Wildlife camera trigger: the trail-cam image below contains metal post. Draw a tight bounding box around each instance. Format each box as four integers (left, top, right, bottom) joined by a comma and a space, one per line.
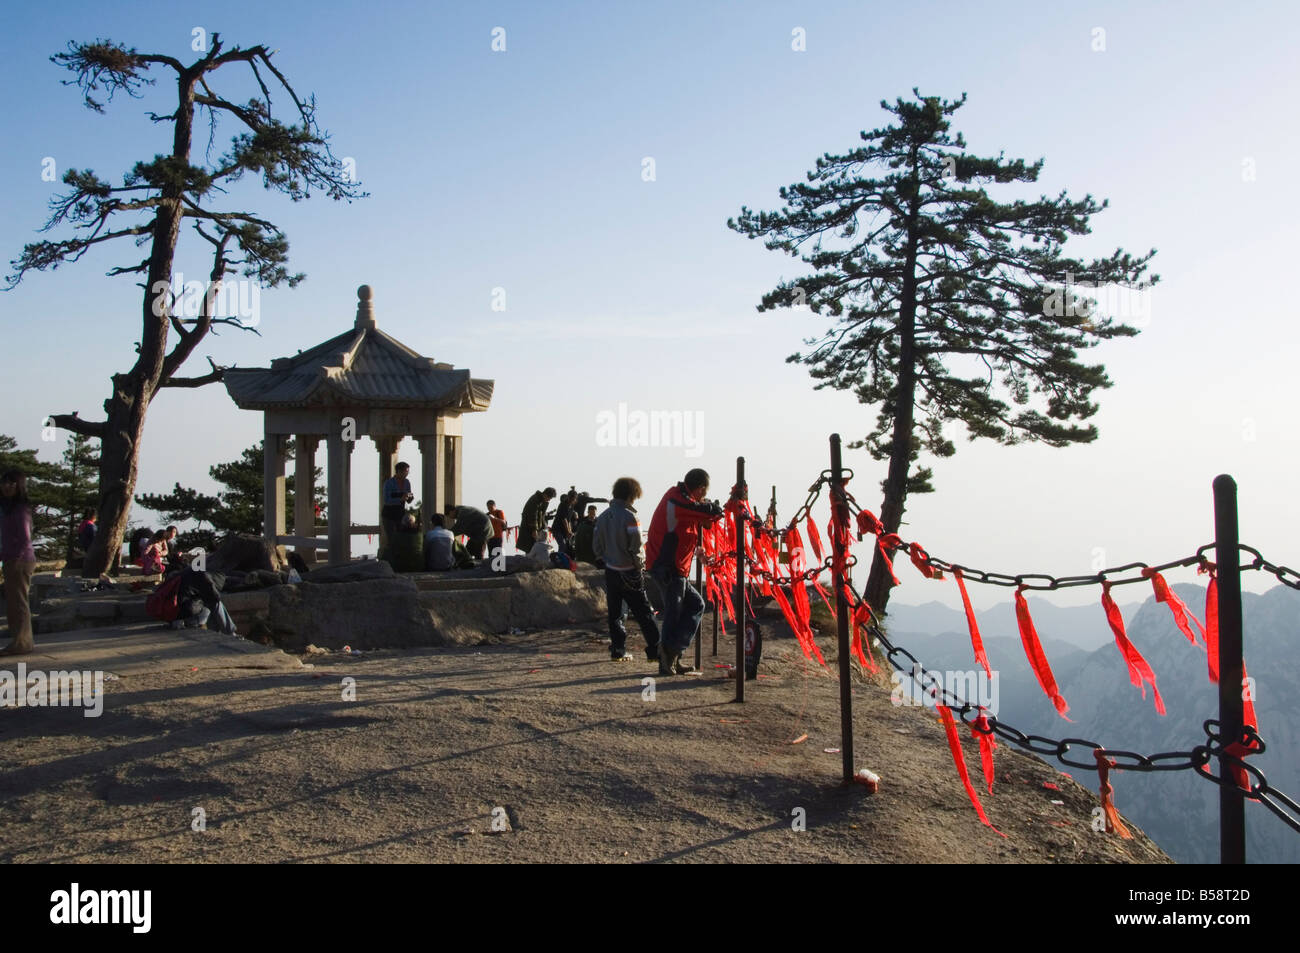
831, 434, 854, 783
734, 456, 746, 703
694, 542, 703, 672
1213, 474, 1245, 865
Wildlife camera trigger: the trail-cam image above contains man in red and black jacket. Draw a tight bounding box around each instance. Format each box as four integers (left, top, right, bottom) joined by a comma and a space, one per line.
645, 468, 724, 675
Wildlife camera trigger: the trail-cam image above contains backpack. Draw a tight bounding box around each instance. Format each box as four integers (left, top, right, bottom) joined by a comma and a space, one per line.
146, 573, 184, 622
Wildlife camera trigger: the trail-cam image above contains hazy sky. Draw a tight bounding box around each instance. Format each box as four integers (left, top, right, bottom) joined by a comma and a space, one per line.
2, 1, 1297, 614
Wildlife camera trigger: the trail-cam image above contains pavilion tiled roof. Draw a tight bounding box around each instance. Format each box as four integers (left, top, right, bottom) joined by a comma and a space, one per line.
222, 287, 493, 411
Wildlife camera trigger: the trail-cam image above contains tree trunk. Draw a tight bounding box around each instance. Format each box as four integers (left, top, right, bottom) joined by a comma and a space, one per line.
81, 70, 197, 577
864, 170, 921, 615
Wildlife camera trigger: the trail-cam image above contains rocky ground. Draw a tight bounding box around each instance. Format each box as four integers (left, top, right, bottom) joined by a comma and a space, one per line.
0, 608, 1170, 864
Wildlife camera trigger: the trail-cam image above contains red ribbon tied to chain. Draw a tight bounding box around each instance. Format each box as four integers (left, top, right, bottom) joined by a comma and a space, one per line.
805, 514, 824, 563
843, 584, 876, 672
1094, 750, 1134, 839
1140, 568, 1206, 646
856, 509, 882, 538
938, 705, 1005, 837
1100, 581, 1166, 716
954, 569, 992, 679
1200, 561, 1219, 683
970, 710, 997, 795
909, 542, 941, 580
1015, 586, 1070, 719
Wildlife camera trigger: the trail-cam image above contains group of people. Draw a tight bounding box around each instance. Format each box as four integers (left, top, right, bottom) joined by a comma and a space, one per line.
130, 525, 183, 574
593, 468, 730, 676
381, 462, 509, 572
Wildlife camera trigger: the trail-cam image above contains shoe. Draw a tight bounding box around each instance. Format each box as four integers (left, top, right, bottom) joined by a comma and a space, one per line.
658, 645, 676, 676
0, 641, 35, 656
610, 651, 633, 662
672, 659, 700, 676
644, 645, 660, 662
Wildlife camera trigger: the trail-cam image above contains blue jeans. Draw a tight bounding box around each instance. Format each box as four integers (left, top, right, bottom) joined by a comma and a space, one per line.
651, 567, 704, 655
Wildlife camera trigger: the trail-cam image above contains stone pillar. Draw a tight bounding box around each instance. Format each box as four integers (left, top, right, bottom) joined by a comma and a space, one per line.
416, 435, 441, 534
373, 435, 400, 549
443, 434, 462, 508
263, 429, 287, 542
293, 435, 320, 563
327, 422, 352, 564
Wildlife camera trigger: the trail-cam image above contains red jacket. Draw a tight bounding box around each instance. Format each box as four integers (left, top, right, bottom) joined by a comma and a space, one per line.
646, 483, 722, 577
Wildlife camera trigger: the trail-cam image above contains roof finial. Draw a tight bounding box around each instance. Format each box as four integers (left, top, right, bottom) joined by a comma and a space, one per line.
355, 284, 375, 329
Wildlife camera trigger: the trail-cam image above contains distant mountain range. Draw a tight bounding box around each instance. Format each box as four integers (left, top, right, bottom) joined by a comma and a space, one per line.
880, 584, 1299, 864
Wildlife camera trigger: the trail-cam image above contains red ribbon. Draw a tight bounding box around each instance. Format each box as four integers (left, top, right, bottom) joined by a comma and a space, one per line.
971, 712, 997, 795
1015, 586, 1070, 719
1140, 568, 1206, 646
805, 514, 824, 563
1095, 750, 1134, 839
1200, 562, 1219, 684
938, 706, 1005, 837
844, 585, 876, 672
1100, 581, 1166, 716
856, 509, 882, 537
909, 542, 941, 579
876, 533, 903, 586
953, 569, 991, 679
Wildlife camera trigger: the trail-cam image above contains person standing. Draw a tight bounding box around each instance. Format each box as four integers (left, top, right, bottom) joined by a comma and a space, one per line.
486, 500, 507, 559
381, 462, 414, 544
76, 509, 97, 554
0, 469, 37, 656
518, 487, 556, 553
593, 478, 660, 662
575, 504, 599, 565
550, 490, 578, 556
645, 468, 723, 675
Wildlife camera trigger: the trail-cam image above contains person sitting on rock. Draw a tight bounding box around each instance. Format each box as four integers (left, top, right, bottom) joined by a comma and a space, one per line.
139, 530, 169, 575
424, 514, 455, 572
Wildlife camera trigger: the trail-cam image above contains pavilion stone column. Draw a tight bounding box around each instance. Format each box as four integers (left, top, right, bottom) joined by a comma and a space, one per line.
373, 435, 400, 548
416, 435, 442, 534
263, 430, 287, 542
443, 434, 462, 508
293, 436, 320, 563
327, 421, 353, 564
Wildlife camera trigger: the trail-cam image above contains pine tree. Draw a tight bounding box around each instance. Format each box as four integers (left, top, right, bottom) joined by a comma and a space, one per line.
4, 35, 365, 577
729, 91, 1157, 614
55, 433, 101, 563
136, 439, 323, 550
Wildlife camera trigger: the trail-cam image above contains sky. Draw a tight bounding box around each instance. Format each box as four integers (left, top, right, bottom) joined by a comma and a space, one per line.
2, 0, 1297, 614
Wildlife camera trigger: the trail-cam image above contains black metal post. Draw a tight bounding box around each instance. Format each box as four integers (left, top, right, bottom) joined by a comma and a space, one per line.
830, 434, 854, 782
1213, 474, 1245, 865
735, 456, 746, 703
694, 541, 703, 672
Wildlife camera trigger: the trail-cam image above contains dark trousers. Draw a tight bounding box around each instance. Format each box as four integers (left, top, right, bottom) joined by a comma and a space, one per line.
606, 568, 660, 656
651, 566, 704, 655
464, 532, 488, 559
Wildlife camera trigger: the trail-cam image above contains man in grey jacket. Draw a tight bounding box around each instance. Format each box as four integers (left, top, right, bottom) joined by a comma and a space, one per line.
593, 476, 661, 662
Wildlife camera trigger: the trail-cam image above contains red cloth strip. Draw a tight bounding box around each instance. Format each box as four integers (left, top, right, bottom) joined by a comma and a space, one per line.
856, 509, 882, 537
972, 712, 997, 795
1201, 565, 1219, 684
1101, 582, 1166, 716
938, 706, 1005, 837
876, 533, 902, 586
1140, 568, 1206, 646
1094, 750, 1134, 839
909, 542, 941, 579
813, 580, 834, 617
844, 586, 876, 672
954, 569, 992, 679
1015, 586, 1070, 719
805, 515, 824, 563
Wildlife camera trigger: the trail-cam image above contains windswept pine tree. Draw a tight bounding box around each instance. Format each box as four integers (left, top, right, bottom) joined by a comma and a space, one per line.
729, 91, 1156, 613
5, 35, 365, 576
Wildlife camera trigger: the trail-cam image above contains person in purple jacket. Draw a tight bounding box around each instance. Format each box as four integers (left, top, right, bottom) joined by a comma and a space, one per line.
1, 469, 37, 655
